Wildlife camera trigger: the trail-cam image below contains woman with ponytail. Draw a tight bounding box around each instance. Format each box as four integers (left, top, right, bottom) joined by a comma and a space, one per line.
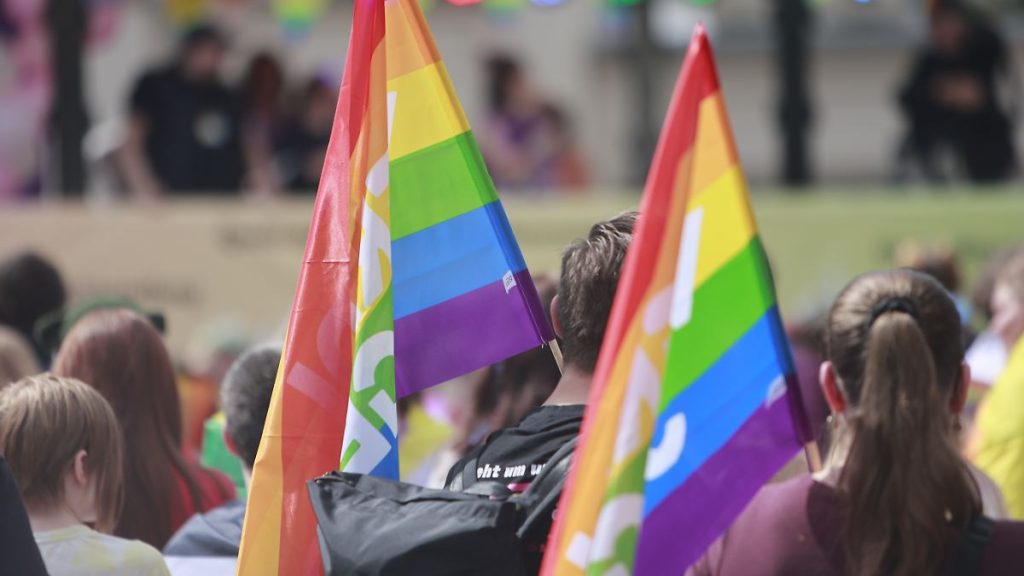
689, 270, 1024, 576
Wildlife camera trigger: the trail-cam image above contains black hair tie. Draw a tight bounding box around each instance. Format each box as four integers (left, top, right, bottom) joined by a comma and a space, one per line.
868, 297, 920, 327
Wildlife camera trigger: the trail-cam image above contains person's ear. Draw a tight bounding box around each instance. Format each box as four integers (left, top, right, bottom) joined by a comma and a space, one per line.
820, 361, 846, 415
951, 362, 971, 414
550, 295, 563, 338
71, 449, 90, 487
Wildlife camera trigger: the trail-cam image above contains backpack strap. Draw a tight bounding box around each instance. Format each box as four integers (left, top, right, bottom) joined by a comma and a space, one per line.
463, 481, 513, 499
954, 514, 996, 576
516, 437, 578, 539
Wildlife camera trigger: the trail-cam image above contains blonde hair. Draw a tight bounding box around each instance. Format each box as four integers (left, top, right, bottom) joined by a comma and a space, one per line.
0, 374, 124, 532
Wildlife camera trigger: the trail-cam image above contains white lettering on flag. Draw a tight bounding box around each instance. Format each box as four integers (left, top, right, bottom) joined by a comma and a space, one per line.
670, 208, 704, 329
645, 412, 687, 481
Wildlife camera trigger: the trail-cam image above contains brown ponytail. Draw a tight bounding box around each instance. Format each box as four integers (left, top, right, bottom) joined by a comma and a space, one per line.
826, 270, 980, 576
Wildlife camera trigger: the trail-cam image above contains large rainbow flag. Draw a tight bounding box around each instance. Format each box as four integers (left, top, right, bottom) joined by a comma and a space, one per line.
541, 26, 810, 576
237, 0, 554, 573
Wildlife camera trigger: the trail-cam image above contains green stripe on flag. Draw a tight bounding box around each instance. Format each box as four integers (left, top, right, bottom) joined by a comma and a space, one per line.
660, 238, 777, 411
390, 131, 499, 240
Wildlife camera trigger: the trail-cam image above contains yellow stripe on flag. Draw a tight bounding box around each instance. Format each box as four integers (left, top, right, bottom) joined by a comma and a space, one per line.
387, 61, 470, 160
687, 166, 756, 288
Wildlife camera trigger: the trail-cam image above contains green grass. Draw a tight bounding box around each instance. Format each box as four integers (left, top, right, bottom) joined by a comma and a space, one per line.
503, 189, 1024, 321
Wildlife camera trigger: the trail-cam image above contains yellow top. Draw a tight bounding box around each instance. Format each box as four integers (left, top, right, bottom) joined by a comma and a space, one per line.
34, 525, 170, 576
972, 338, 1024, 519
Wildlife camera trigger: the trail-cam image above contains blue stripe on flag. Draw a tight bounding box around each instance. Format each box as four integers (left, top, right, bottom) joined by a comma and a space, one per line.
643, 310, 791, 516
392, 201, 527, 319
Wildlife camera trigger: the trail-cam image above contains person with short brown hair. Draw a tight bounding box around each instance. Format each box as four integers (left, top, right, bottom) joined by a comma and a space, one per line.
444, 212, 636, 574
0, 374, 169, 575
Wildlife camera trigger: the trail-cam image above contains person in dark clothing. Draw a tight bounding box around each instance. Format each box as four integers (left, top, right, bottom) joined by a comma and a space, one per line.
118, 25, 246, 197
689, 269, 1024, 575
445, 212, 637, 491
898, 1, 1017, 183
164, 345, 279, 557
275, 78, 335, 193
0, 457, 48, 576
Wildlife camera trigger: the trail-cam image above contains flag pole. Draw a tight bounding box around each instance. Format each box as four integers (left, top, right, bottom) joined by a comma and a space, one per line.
803, 440, 822, 473
548, 339, 564, 374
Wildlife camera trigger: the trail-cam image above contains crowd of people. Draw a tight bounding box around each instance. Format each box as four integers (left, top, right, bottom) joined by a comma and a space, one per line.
107, 24, 588, 199
115, 25, 337, 199
2, 214, 1024, 574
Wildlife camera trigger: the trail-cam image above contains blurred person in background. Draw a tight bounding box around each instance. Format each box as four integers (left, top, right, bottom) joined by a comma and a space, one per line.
178, 320, 249, 460
118, 24, 246, 198
970, 252, 1024, 518
241, 52, 286, 195
0, 0, 50, 199
52, 309, 235, 549
898, 0, 1017, 183
894, 240, 970, 325
275, 77, 336, 193
480, 54, 577, 191
0, 326, 40, 388
165, 345, 278, 557
690, 270, 1021, 576
0, 375, 170, 575
534, 104, 589, 190
0, 251, 66, 365
967, 246, 1024, 388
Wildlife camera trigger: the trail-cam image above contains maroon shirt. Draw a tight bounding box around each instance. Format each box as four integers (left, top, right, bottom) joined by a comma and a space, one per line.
688, 474, 1024, 576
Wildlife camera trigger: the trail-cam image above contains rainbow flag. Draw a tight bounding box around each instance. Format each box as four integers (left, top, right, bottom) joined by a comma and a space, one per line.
238, 0, 553, 573
339, 0, 555, 478
541, 26, 810, 576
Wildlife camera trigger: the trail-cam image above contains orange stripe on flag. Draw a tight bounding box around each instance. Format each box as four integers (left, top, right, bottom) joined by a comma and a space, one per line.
385, 0, 442, 79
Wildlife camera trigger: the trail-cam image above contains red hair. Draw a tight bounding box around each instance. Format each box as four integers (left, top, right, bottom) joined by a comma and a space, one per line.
53, 308, 207, 548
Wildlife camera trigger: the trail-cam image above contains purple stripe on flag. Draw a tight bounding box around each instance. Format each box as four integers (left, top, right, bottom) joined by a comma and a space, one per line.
394, 270, 551, 397
634, 397, 800, 576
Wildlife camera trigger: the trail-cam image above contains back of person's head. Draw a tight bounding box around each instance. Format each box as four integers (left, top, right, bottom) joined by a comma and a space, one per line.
0, 326, 40, 389
991, 251, 1024, 348
556, 212, 637, 374
0, 374, 123, 532
826, 269, 978, 576
243, 52, 283, 110
52, 308, 200, 547
221, 345, 280, 470
0, 252, 65, 343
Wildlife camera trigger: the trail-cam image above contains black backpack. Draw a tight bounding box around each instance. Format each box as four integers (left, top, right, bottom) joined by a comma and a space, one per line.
307, 438, 576, 576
